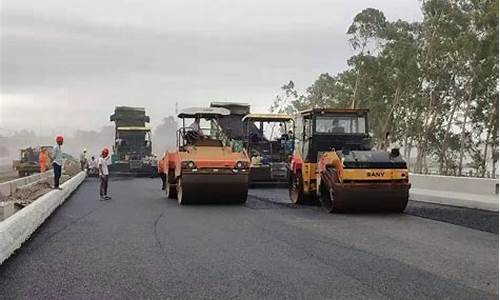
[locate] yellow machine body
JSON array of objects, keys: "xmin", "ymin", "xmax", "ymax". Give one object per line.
[{"xmin": 288, "ymin": 108, "xmax": 410, "ymax": 212}]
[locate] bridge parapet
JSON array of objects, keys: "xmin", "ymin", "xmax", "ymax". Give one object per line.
[
  {"xmin": 0, "ymin": 171, "xmax": 55, "ymax": 198},
  {"xmin": 410, "ymin": 174, "xmax": 498, "ymax": 195},
  {"xmin": 409, "ymin": 174, "xmax": 498, "ymax": 211},
  {"xmin": 0, "ymin": 170, "xmax": 54, "ymax": 197}
]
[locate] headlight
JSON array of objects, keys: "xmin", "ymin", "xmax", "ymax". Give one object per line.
[
  {"xmin": 234, "ymin": 161, "xmax": 249, "ymax": 169},
  {"xmin": 181, "ymin": 161, "xmax": 197, "ymax": 169}
]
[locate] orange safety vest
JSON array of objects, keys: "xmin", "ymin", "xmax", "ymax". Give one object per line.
[{"xmin": 39, "ymin": 152, "xmax": 47, "ymax": 173}]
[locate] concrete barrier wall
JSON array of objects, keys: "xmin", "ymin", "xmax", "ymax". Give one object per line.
[
  {"xmin": 0, "ymin": 170, "xmax": 54, "ymax": 198},
  {"xmin": 0, "ymin": 171, "xmax": 85, "ymax": 264},
  {"xmin": 409, "ymin": 173, "xmax": 498, "ymax": 195}
]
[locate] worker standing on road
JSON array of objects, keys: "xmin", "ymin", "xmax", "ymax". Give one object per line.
[
  {"xmin": 80, "ymin": 149, "xmax": 88, "ymax": 171},
  {"xmin": 39, "ymin": 148, "xmax": 47, "ymax": 173},
  {"xmin": 52, "ymin": 136, "xmax": 64, "ymax": 190},
  {"xmin": 99, "ymin": 148, "xmax": 111, "ymax": 200},
  {"xmin": 158, "ymin": 153, "xmax": 166, "ymax": 190}
]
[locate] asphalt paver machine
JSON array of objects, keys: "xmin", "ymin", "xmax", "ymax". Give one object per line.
[
  {"xmin": 242, "ymin": 114, "xmax": 294, "ymax": 186},
  {"xmin": 109, "ymin": 106, "xmax": 157, "ymax": 176}
]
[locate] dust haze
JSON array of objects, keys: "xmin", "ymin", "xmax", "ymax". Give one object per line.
[{"xmin": 0, "ymin": 0, "xmax": 421, "ymax": 162}]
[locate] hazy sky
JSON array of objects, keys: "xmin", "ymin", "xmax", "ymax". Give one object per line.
[{"xmin": 1, "ymin": 0, "xmax": 422, "ymax": 135}]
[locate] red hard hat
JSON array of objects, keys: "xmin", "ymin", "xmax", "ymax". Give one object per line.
[
  {"xmin": 56, "ymin": 135, "xmax": 64, "ymax": 143},
  {"xmin": 102, "ymin": 148, "xmax": 109, "ymax": 155}
]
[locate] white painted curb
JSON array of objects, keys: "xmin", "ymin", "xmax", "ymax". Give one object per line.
[
  {"xmin": 0, "ymin": 171, "xmax": 86, "ymax": 265},
  {"xmin": 409, "ymin": 173, "xmax": 498, "ymax": 196},
  {"xmin": 409, "ymin": 174, "xmax": 499, "ymax": 211}
]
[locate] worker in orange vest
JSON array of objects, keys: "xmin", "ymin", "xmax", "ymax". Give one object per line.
[
  {"xmin": 39, "ymin": 148, "xmax": 47, "ymax": 173},
  {"xmin": 158, "ymin": 153, "xmax": 166, "ymax": 190}
]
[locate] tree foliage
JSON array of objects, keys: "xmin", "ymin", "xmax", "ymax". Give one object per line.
[{"xmin": 272, "ymin": 0, "xmax": 498, "ymax": 177}]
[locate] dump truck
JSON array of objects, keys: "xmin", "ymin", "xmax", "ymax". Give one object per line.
[
  {"xmin": 165, "ymin": 107, "xmax": 250, "ymax": 204},
  {"xmin": 242, "ymin": 114, "xmax": 294, "ymax": 186},
  {"xmin": 109, "ymin": 106, "xmax": 157, "ymax": 176},
  {"xmin": 13, "ymin": 146, "xmax": 53, "ymax": 177},
  {"xmin": 289, "ymin": 108, "xmax": 410, "ymax": 212}
]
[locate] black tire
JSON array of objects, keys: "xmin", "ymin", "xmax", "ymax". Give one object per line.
[
  {"xmin": 392, "ymin": 198, "xmax": 409, "ymax": 213},
  {"xmin": 176, "ymin": 177, "xmax": 189, "ymax": 205},
  {"xmin": 234, "ymin": 197, "xmax": 247, "ymax": 204},
  {"xmin": 166, "ymin": 170, "xmax": 177, "ymax": 199},
  {"xmin": 319, "ymin": 168, "xmax": 342, "ymax": 213},
  {"xmin": 289, "ymin": 171, "xmax": 305, "ymax": 204},
  {"xmin": 319, "ymin": 183, "xmax": 335, "ymax": 213},
  {"xmin": 166, "ymin": 182, "xmax": 177, "ymax": 199},
  {"xmin": 235, "ymin": 190, "xmax": 248, "ymax": 204}
]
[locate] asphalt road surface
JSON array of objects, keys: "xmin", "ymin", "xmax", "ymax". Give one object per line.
[{"xmin": 0, "ymin": 178, "xmax": 498, "ymax": 299}]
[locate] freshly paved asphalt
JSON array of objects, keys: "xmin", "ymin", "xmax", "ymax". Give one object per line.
[{"xmin": 0, "ymin": 178, "xmax": 498, "ymax": 299}]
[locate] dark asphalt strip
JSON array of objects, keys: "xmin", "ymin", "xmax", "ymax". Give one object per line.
[
  {"xmin": 249, "ymin": 189, "xmax": 498, "ymax": 234},
  {"xmin": 245, "ymin": 195, "xmax": 296, "ymax": 209},
  {"xmin": 405, "ymin": 201, "xmax": 498, "ymax": 234}
]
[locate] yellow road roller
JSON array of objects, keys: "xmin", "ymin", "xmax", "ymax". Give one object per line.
[{"xmin": 289, "ymin": 108, "xmax": 410, "ymax": 212}]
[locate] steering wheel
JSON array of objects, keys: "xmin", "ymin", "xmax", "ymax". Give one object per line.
[{"xmin": 183, "ymin": 127, "xmax": 201, "ymax": 143}]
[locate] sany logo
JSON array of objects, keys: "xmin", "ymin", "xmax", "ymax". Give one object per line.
[{"xmin": 367, "ymin": 171, "xmax": 385, "ymax": 177}]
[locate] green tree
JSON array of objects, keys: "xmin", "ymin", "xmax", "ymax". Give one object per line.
[{"xmin": 271, "ymin": 1, "xmax": 498, "ymax": 177}]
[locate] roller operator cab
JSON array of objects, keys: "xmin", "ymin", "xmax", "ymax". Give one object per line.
[
  {"xmin": 289, "ymin": 108, "xmax": 410, "ymax": 213},
  {"xmin": 165, "ymin": 107, "xmax": 250, "ymax": 205}
]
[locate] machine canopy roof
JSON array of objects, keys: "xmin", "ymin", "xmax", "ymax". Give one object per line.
[
  {"xmin": 117, "ymin": 126, "xmax": 151, "ymax": 131},
  {"xmin": 210, "ymin": 102, "xmax": 249, "ymax": 107},
  {"xmin": 300, "ymin": 108, "xmax": 369, "ymax": 116},
  {"xmin": 178, "ymin": 107, "xmax": 231, "ymax": 118},
  {"xmin": 242, "ymin": 114, "xmax": 293, "ymax": 122}
]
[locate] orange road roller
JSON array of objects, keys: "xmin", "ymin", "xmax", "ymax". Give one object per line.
[
  {"xmin": 289, "ymin": 108, "xmax": 410, "ymax": 212},
  {"xmin": 164, "ymin": 107, "xmax": 250, "ymax": 204}
]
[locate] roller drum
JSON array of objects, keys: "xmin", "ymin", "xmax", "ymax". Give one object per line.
[{"xmin": 177, "ymin": 173, "xmax": 248, "ymax": 204}]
